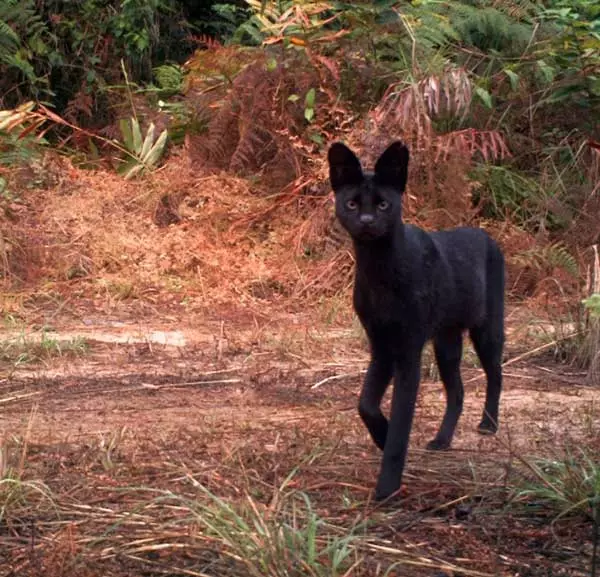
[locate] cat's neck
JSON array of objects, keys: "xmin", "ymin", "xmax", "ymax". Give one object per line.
[{"xmin": 352, "ymin": 224, "xmax": 406, "ymax": 268}]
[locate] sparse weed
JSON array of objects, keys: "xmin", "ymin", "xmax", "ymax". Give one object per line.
[
  {"xmin": 97, "ymin": 427, "xmax": 128, "ymax": 472},
  {"xmin": 98, "ymin": 278, "xmax": 138, "ymax": 301},
  {"xmin": 1, "ymin": 420, "xmax": 58, "ymax": 527},
  {"xmin": 421, "ymin": 340, "xmax": 480, "ymax": 382},
  {"xmin": 350, "ymin": 315, "xmax": 368, "ymax": 348},
  {"xmin": 512, "ymin": 448, "xmax": 600, "ymax": 523},
  {"xmin": 0, "ymin": 329, "xmax": 89, "ymax": 367},
  {"xmin": 180, "ymin": 487, "xmax": 361, "ymax": 577},
  {"xmin": 0, "ymin": 466, "xmax": 56, "ymax": 525},
  {"xmin": 102, "ymin": 468, "xmax": 365, "ymax": 577}
]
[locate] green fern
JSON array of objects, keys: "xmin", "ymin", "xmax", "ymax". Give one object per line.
[
  {"xmin": 0, "ymin": 1, "xmax": 47, "ymax": 60},
  {"xmin": 153, "ymin": 64, "xmax": 184, "ymax": 95},
  {"xmin": 450, "ymin": 4, "xmax": 532, "ymax": 54},
  {"xmin": 0, "ymin": 20, "xmax": 19, "ymax": 58},
  {"xmin": 408, "ymin": 1, "xmax": 532, "ymax": 55},
  {"xmin": 0, "ymin": 0, "xmax": 49, "ymax": 98},
  {"xmin": 515, "ymin": 241, "xmax": 579, "ymax": 277}
]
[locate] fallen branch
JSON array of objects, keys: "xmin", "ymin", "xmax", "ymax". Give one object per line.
[
  {"xmin": 311, "ymin": 371, "xmax": 365, "ymax": 390},
  {"xmin": 465, "ymin": 332, "xmax": 581, "ymax": 384}
]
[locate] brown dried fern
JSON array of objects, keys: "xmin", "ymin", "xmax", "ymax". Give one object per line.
[
  {"xmin": 373, "ymin": 68, "xmax": 510, "ymax": 165},
  {"xmin": 206, "ymin": 98, "xmax": 240, "ymax": 170},
  {"xmin": 435, "ymin": 129, "xmax": 511, "ymax": 163},
  {"xmin": 193, "ymin": 50, "xmax": 338, "ymax": 183},
  {"xmin": 374, "ymin": 68, "xmax": 472, "ymax": 131}
]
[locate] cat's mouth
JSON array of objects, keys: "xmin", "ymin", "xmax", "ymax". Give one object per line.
[{"xmin": 355, "ymin": 224, "xmax": 383, "ymax": 241}]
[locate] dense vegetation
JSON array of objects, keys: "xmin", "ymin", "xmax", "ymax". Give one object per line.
[{"xmin": 2, "ymin": 1, "xmax": 598, "ymax": 220}]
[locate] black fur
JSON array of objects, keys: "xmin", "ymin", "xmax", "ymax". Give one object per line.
[{"xmin": 328, "ymin": 141, "xmax": 505, "ymax": 501}]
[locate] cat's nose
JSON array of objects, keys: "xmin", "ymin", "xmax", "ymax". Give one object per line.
[{"xmin": 360, "ymin": 213, "xmax": 375, "ymax": 224}]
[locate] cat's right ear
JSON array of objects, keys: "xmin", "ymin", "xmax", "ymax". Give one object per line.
[
  {"xmin": 374, "ymin": 141, "xmax": 409, "ymax": 194},
  {"xmin": 328, "ymin": 143, "xmax": 363, "ymax": 193}
]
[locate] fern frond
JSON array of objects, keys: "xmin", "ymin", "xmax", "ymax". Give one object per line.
[
  {"xmin": 515, "ymin": 241, "xmax": 579, "ymax": 278},
  {"xmin": 374, "ymin": 67, "xmax": 474, "ymax": 150},
  {"xmin": 450, "ymin": 4, "xmax": 531, "ymax": 54},
  {"xmin": 436, "ymin": 129, "xmax": 511, "ymax": 162},
  {"xmin": 153, "ymin": 64, "xmax": 184, "ymax": 94},
  {"xmin": 0, "ymin": 20, "xmax": 19, "ymax": 57},
  {"xmin": 206, "ymin": 99, "xmax": 239, "ymax": 169}
]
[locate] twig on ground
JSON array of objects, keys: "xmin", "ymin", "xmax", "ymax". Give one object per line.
[
  {"xmin": 465, "ymin": 334, "xmax": 580, "ymax": 384},
  {"xmin": 311, "ymin": 371, "xmax": 366, "ymax": 389},
  {"xmin": 0, "ymin": 391, "xmax": 43, "ymax": 405}
]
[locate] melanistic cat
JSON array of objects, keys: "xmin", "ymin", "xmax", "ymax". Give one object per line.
[{"xmin": 328, "ymin": 141, "xmax": 505, "ymax": 501}]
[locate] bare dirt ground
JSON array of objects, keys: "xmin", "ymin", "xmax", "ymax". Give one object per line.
[{"xmin": 1, "ymin": 303, "xmax": 598, "ymax": 577}]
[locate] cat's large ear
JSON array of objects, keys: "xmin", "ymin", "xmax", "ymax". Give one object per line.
[
  {"xmin": 374, "ymin": 141, "xmax": 409, "ymax": 194},
  {"xmin": 328, "ymin": 142, "xmax": 363, "ymax": 193}
]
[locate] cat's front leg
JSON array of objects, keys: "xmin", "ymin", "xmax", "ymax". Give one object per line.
[
  {"xmin": 374, "ymin": 348, "xmax": 422, "ymax": 501},
  {"xmin": 358, "ymin": 349, "xmax": 394, "ymax": 450}
]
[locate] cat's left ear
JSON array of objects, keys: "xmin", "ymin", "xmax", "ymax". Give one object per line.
[{"xmin": 374, "ymin": 141, "xmax": 409, "ymax": 194}]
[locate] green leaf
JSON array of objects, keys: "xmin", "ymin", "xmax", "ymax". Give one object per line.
[
  {"xmin": 143, "ymin": 129, "xmax": 168, "ymax": 168},
  {"xmin": 139, "ymin": 122, "xmax": 156, "ymax": 160},
  {"xmin": 122, "ymin": 162, "xmax": 145, "ymax": 180},
  {"xmin": 304, "ymin": 87, "xmax": 316, "ymax": 108},
  {"xmin": 304, "ymin": 107, "xmax": 314, "ymax": 122},
  {"xmin": 287, "ymin": 94, "xmax": 300, "ymax": 102},
  {"xmin": 131, "ymin": 118, "xmax": 142, "ymax": 153},
  {"xmin": 504, "ymin": 69, "xmax": 520, "ymax": 91},
  {"xmin": 119, "ymin": 118, "xmax": 133, "ymax": 151},
  {"xmin": 475, "ymin": 86, "xmax": 493, "ymax": 109},
  {"xmin": 266, "ymin": 57, "xmax": 277, "ymax": 71}
]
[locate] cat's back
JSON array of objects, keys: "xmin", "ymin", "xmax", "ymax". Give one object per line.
[{"xmin": 429, "ymin": 226, "xmax": 492, "ymax": 267}]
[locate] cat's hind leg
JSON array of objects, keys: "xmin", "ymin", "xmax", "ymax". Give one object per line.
[
  {"xmin": 470, "ymin": 322, "xmax": 503, "ymax": 435},
  {"xmin": 471, "ymin": 246, "xmax": 504, "ymax": 435}
]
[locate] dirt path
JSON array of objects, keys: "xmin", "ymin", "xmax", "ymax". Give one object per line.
[{"xmin": 2, "ymin": 318, "xmax": 596, "ymax": 447}]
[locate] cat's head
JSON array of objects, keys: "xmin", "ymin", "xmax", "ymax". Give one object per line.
[{"xmin": 327, "ymin": 141, "xmax": 409, "ymax": 242}]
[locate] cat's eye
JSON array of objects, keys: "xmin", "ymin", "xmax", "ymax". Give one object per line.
[
  {"xmin": 346, "ymin": 200, "xmax": 358, "ymax": 210},
  {"xmin": 377, "ymin": 200, "xmax": 390, "ymax": 210}
]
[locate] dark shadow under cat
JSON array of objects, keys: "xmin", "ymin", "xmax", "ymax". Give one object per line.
[{"xmin": 328, "ymin": 141, "xmax": 505, "ymax": 502}]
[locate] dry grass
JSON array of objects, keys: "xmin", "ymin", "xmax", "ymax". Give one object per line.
[{"xmin": 0, "ymin": 128, "xmax": 583, "ymax": 331}]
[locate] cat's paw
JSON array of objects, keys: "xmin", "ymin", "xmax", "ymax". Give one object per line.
[
  {"xmin": 425, "ymin": 437, "xmax": 452, "ymax": 451},
  {"xmin": 374, "ymin": 476, "xmax": 404, "ymax": 502},
  {"xmin": 477, "ymin": 418, "xmax": 498, "ymax": 435},
  {"xmin": 374, "ymin": 484, "xmax": 404, "ymax": 502}
]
